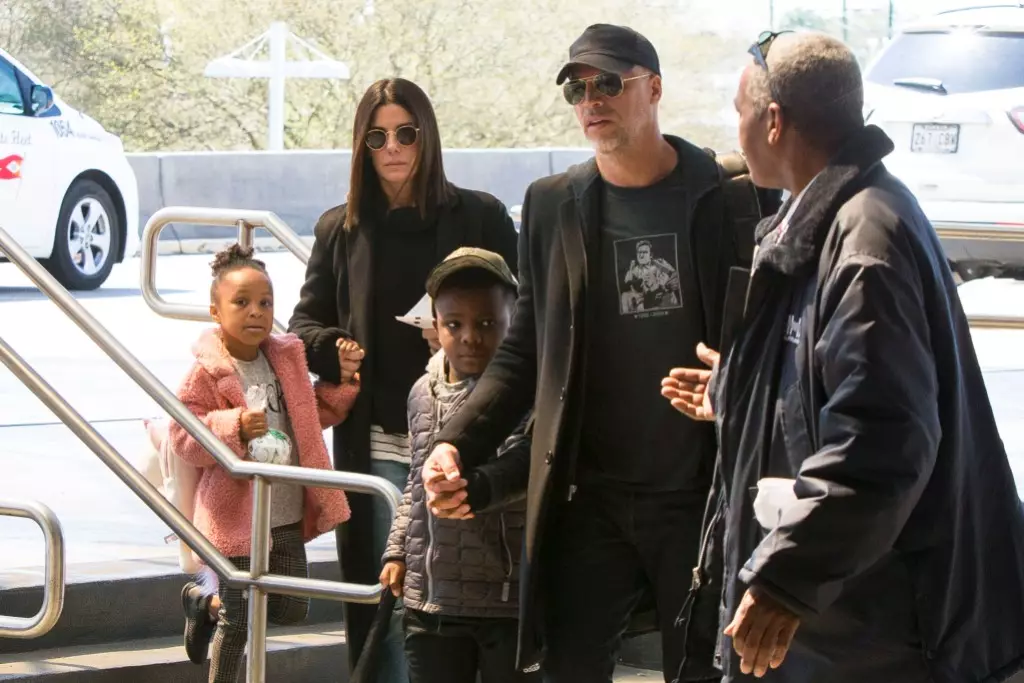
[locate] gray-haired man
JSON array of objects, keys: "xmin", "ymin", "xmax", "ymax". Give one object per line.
[{"xmin": 664, "ymin": 30, "xmax": 1024, "ymax": 682}]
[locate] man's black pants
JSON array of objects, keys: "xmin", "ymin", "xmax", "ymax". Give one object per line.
[
  {"xmin": 542, "ymin": 482, "xmax": 718, "ymax": 683},
  {"xmin": 404, "ymin": 608, "xmax": 540, "ymax": 683}
]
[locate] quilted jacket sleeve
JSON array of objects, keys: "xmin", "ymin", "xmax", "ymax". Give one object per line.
[{"xmin": 382, "ymin": 475, "xmax": 413, "ymax": 564}]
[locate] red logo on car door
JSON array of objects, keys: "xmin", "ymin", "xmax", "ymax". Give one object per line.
[{"xmin": 0, "ymin": 154, "xmax": 23, "ymax": 180}]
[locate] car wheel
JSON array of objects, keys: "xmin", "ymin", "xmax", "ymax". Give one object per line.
[{"xmin": 43, "ymin": 180, "xmax": 121, "ymax": 291}]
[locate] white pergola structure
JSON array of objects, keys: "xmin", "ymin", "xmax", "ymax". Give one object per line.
[{"xmin": 204, "ymin": 22, "xmax": 350, "ymax": 151}]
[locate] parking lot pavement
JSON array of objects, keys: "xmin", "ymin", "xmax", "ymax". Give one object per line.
[{"xmin": 0, "ymin": 254, "xmax": 1022, "ymax": 575}]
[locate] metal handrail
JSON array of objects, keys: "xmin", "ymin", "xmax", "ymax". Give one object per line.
[
  {"xmin": 933, "ymin": 222, "xmax": 1024, "ymax": 330},
  {"xmin": 141, "ymin": 207, "xmax": 311, "ymax": 333},
  {"xmin": 0, "ymin": 226, "xmax": 401, "ymax": 682},
  {"xmin": 0, "ymin": 498, "xmax": 65, "ymax": 639}
]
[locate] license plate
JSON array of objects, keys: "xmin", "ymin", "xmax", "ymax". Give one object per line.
[{"xmin": 911, "ymin": 123, "xmax": 960, "ymax": 154}]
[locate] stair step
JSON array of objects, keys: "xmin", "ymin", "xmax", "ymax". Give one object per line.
[
  {"xmin": 0, "ymin": 624, "xmax": 347, "ymax": 682},
  {"xmin": 0, "ymin": 551, "xmax": 342, "ymax": 656},
  {"xmin": 614, "ymin": 667, "xmax": 662, "ymax": 682}
]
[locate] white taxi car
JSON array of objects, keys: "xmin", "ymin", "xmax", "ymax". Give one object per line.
[
  {"xmin": 1, "ymin": 46, "xmax": 138, "ymax": 290},
  {"xmin": 863, "ymin": 5, "xmax": 1024, "ymax": 281}
]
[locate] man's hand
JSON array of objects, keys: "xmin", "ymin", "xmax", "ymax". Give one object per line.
[
  {"xmin": 239, "ymin": 409, "xmax": 268, "ymax": 441},
  {"xmin": 379, "ymin": 561, "xmax": 406, "ymax": 597},
  {"xmin": 724, "ymin": 586, "xmax": 800, "ymax": 678},
  {"xmin": 336, "ymin": 339, "xmax": 365, "ymax": 384},
  {"xmin": 422, "ymin": 443, "xmax": 474, "ymax": 520},
  {"xmin": 661, "ymin": 343, "xmax": 720, "ymax": 421},
  {"xmin": 422, "ymin": 327, "xmax": 441, "ymax": 354}
]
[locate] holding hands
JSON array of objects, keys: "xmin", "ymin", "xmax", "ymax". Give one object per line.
[
  {"xmin": 336, "ymin": 338, "xmax": 365, "ymax": 384},
  {"xmin": 422, "ymin": 443, "xmax": 474, "ymax": 520}
]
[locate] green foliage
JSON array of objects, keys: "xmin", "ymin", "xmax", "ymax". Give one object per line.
[{"xmin": 1, "ymin": 0, "xmax": 748, "ymax": 152}]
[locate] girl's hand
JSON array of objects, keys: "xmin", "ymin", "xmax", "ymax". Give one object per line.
[
  {"xmin": 379, "ymin": 561, "xmax": 406, "ymax": 597},
  {"xmin": 336, "ymin": 339, "xmax": 365, "ymax": 384},
  {"xmin": 240, "ymin": 409, "xmax": 268, "ymax": 441}
]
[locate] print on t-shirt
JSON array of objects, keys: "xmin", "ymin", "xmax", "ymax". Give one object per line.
[{"xmin": 614, "ymin": 233, "xmax": 683, "ymax": 317}]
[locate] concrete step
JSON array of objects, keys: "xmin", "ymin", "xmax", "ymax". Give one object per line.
[
  {"xmin": 0, "ymin": 551, "xmax": 342, "ymax": 656},
  {"xmin": 0, "ymin": 624, "xmax": 348, "ymax": 682},
  {"xmin": 0, "ymin": 550, "xmax": 663, "ymax": 673},
  {"xmin": 615, "ymin": 669, "xmax": 662, "ymax": 682}
]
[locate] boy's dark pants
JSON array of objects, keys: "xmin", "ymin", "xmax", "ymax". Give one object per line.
[{"xmin": 404, "ymin": 609, "xmax": 540, "ymax": 683}]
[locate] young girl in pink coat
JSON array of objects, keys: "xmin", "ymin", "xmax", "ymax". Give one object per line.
[{"xmin": 169, "ymin": 245, "xmax": 360, "ymax": 682}]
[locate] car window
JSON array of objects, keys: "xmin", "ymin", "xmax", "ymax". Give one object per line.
[
  {"xmin": 866, "ymin": 31, "xmax": 1024, "ymax": 94},
  {"xmin": 0, "ymin": 60, "xmax": 25, "ymax": 115}
]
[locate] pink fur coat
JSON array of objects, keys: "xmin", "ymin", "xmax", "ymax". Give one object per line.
[{"xmin": 168, "ymin": 328, "xmax": 356, "ymax": 558}]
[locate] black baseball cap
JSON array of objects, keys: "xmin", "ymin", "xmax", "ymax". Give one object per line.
[
  {"xmin": 425, "ymin": 247, "xmax": 518, "ymax": 299},
  {"xmin": 556, "ymin": 24, "xmax": 661, "ymax": 85}
]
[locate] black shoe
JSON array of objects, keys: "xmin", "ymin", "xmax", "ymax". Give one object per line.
[{"xmin": 182, "ymin": 582, "xmax": 216, "ymax": 664}]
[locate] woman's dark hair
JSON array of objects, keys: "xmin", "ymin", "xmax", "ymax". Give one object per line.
[
  {"xmin": 345, "ymin": 78, "xmax": 456, "ymax": 231},
  {"xmin": 209, "ymin": 244, "xmax": 268, "ymax": 299}
]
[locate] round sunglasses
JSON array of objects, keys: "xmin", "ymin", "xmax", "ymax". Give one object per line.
[
  {"xmin": 562, "ymin": 72, "xmax": 653, "ymax": 106},
  {"xmin": 365, "ymin": 125, "xmax": 419, "ymax": 151}
]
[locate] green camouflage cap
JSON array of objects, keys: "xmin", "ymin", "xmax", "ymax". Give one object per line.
[{"xmin": 425, "ymin": 247, "xmax": 518, "ymax": 298}]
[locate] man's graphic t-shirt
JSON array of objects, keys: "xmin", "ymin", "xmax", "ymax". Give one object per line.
[
  {"xmin": 578, "ymin": 162, "xmax": 715, "ymax": 491},
  {"xmin": 616, "ymin": 233, "xmax": 683, "ymax": 315}
]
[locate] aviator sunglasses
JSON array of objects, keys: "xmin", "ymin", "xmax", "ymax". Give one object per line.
[
  {"xmin": 365, "ymin": 125, "xmax": 419, "ymax": 151},
  {"xmin": 748, "ymin": 30, "xmax": 792, "ymax": 101},
  {"xmin": 562, "ymin": 72, "xmax": 653, "ymax": 106}
]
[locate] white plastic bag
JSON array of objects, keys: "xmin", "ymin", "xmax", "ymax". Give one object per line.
[
  {"xmin": 752, "ymin": 477, "xmax": 798, "ymax": 531},
  {"xmin": 244, "ymin": 385, "xmax": 292, "ymax": 465}
]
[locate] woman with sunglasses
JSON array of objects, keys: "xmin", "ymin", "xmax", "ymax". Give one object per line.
[{"xmin": 288, "ymin": 78, "xmax": 518, "ymax": 682}]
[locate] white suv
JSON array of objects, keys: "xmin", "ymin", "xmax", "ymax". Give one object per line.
[
  {"xmin": 0, "ymin": 47, "xmax": 139, "ymax": 290},
  {"xmin": 863, "ymin": 4, "xmax": 1024, "ymax": 280}
]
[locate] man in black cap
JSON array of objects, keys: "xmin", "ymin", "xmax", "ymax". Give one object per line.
[{"xmin": 417, "ymin": 24, "xmax": 774, "ymax": 682}]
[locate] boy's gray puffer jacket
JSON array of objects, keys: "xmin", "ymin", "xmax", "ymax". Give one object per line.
[{"xmin": 383, "ymin": 351, "xmax": 530, "ymax": 619}]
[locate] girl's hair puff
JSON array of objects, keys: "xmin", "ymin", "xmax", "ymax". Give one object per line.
[{"xmin": 209, "ymin": 244, "xmax": 269, "ymax": 300}]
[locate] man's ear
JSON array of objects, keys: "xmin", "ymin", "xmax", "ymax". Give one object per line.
[
  {"xmin": 650, "ymin": 74, "xmax": 663, "ymax": 104},
  {"xmin": 767, "ymin": 102, "xmax": 785, "ymax": 147}
]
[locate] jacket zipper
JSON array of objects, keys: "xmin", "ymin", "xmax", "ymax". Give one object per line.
[
  {"xmin": 672, "ymin": 500, "xmax": 725, "ymax": 676},
  {"xmin": 423, "ymin": 398, "xmax": 444, "ymax": 608},
  {"xmin": 424, "ymin": 383, "xmax": 471, "ymax": 608},
  {"xmin": 499, "ymin": 513, "xmax": 513, "ymax": 602}
]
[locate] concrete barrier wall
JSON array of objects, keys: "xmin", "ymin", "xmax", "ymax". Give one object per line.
[{"xmin": 127, "ymin": 148, "xmax": 595, "ymax": 242}]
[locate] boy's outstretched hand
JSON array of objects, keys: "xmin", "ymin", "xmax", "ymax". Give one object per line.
[{"xmin": 661, "ymin": 342, "xmax": 719, "ymax": 421}]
